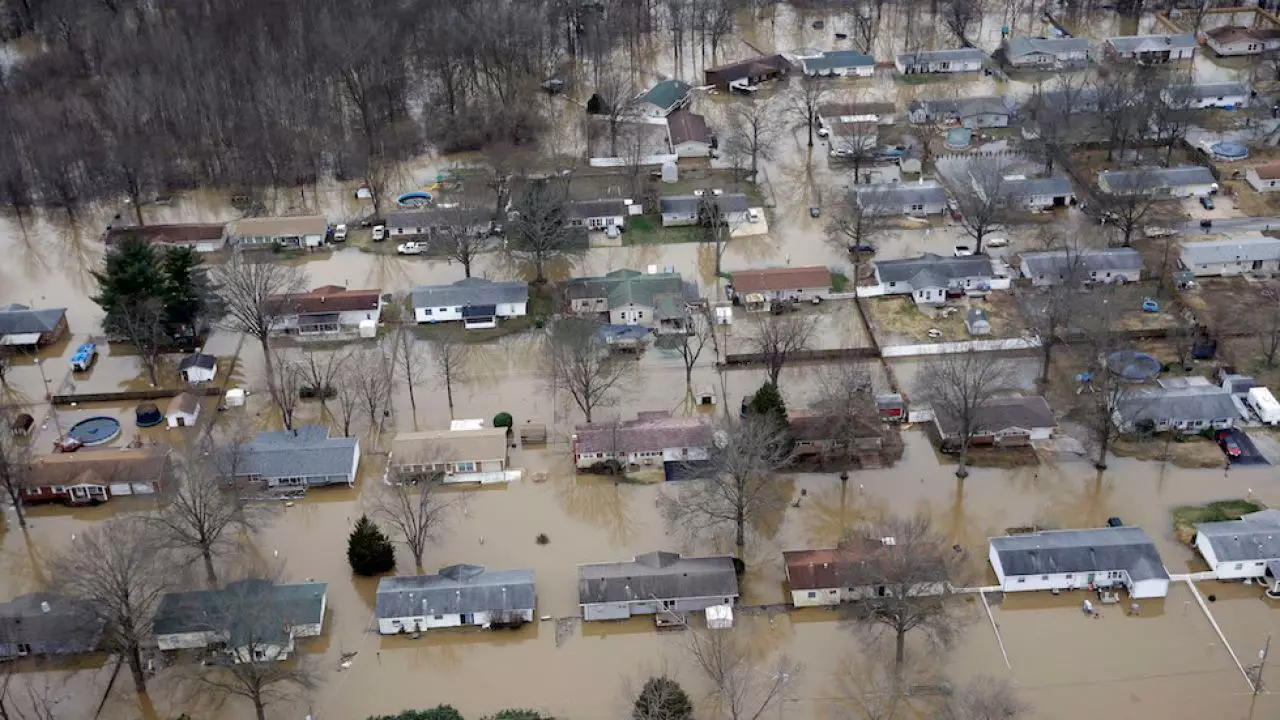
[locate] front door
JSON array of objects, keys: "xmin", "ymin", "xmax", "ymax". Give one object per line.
[
  {"xmin": 70, "ymin": 486, "xmax": 88, "ymax": 502},
  {"xmin": 177, "ymin": 416, "xmax": 186, "ymax": 427}
]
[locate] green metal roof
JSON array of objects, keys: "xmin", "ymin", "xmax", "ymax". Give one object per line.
[{"xmin": 639, "ymin": 80, "xmax": 692, "ymax": 111}]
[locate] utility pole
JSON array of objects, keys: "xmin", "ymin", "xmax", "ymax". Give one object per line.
[{"xmin": 1255, "ymin": 634, "xmax": 1271, "ymax": 696}]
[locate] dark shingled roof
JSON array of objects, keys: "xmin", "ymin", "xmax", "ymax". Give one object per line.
[
  {"xmin": 219, "ymin": 425, "xmax": 357, "ymax": 480},
  {"xmin": 990, "ymin": 527, "xmax": 1169, "ymax": 582},
  {"xmin": 411, "ymin": 278, "xmax": 529, "ymax": 309},
  {"xmin": 784, "ymin": 540, "xmax": 948, "ymax": 590},
  {"xmin": 376, "ymin": 565, "xmax": 536, "ymax": 618},
  {"xmin": 578, "ymin": 551, "xmax": 739, "ymax": 605},
  {"xmin": 0, "ymin": 593, "xmax": 104, "ymax": 656},
  {"xmin": 153, "ymin": 579, "xmax": 327, "ymax": 646},
  {"xmin": 1194, "ymin": 509, "xmax": 1280, "ymax": 563},
  {"xmin": 573, "ymin": 411, "xmax": 711, "ymax": 455},
  {"xmin": 0, "ymin": 304, "xmax": 66, "ymax": 335},
  {"xmin": 178, "ymin": 353, "xmax": 217, "ymax": 371},
  {"xmin": 874, "ymin": 253, "xmax": 994, "ymax": 285},
  {"xmin": 934, "ymin": 395, "xmax": 1055, "ymax": 437}
]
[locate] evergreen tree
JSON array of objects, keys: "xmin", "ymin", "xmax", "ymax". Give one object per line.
[
  {"xmin": 92, "ymin": 236, "xmax": 165, "ymax": 335},
  {"xmin": 348, "ymin": 514, "xmax": 396, "ymax": 576},
  {"xmin": 367, "ymin": 707, "xmax": 464, "ymax": 720},
  {"xmin": 161, "ymin": 245, "xmax": 222, "ymax": 338},
  {"xmin": 92, "ymin": 236, "xmax": 220, "ymax": 342},
  {"xmin": 747, "ymin": 381, "xmax": 788, "ymax": 430},
  {"xmin": 632, "ymin": 677, "xmax": 693, "ymax": 720}
]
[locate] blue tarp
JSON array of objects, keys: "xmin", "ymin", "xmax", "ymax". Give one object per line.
[{"xmin": 70, "ymin": 342, "xmax": 96, "ymax": 371}]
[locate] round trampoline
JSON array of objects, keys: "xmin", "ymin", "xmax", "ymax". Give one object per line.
[
  {"xmin": 1210, "ymin": 141, "xmax": 1248, "ymax": 161},
  {"xmin": 135, "ymin": 402, "xmax": 163, "ymax": 428},
  {"xmin": 1108, "ymin": 350, "xmax": 1162, "ymax": 382},
  {"xmin": 66, "ymin": 416, "xmax": 122, "ymax": 446}
]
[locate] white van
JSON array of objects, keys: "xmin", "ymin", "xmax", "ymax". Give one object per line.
[{"xmin": 1246, "ymin": 387, "xmax": 1280, "ymax": 426}]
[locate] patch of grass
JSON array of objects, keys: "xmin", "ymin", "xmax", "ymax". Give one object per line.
[
  {"xmin": 623, "ymin": 216, "xmax": 701, "ymax": 246},
  {"xmin": 1171, "ymin": 499, "xmax": 1266, "ymax": 544},
  {"xmin": 830, "ymin": 271, "xmax": 849, "ymax": 293},
  {"xmin": 1112, "ymin": 435, "xmax": 1226, "ymax": 469}
]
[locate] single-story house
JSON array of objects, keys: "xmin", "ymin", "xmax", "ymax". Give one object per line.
[
  {"xmin": 1020, "ymin": 247, "xmax": 1144, "ymax": 285},
  {"xmin": 566, "ymin": 199, "xmax": 631, "ymax": 230},
  {"xmin": 178, "ymin": 353, "xmax": 218, "ymax": 384},
  {"xmin": 894, "ymin": 48, "xmax": 986, "ymax": 75},
  {"xmin": 667, "ymin": 109, "xmax": 714, "ymax": 158},
  {"xmin": 267, "ymin": 285, "xmax": 382, "ymax": 336},
  {"xmin": 376, "ymin": 565, "xmax": 535, "ymax": 634},
  {"xmin": 1104, "ymin": 34, "xmax": 1197, "ymax": 63},
  {"xmin": 636, "ymin": 79, "xmax": 693, "ymax": 117},
  {"xmin": 1115, "ymin": 384, "xmax": 1239, "ymax": 432},
  {"xmin": 704, "ymin": 54, "xmax": 793, "ymax": 90},
  {"xmin": 1164, "ymin": 81, "xmax": 1251, "ymax": 109},
  {"xmin": 18, "ymin": 448, "xmax": 170, "ymax": 506},
  {"xmin": 934, "ymin": 395, "xmax": 1055, "ymax": 447},
  {"xmin": 0, "ymin": 304, "xmax": 68, "ymax": 347},
  {"xmin": 818, "ymin": 102, "xmax": 897, "ymax": 126},
  {"xmin": 908, "ymin": 97, "xmax": 1010, "ymax": 128},
  {"xmin": 1002, "ymin": 176, "xmax": 1073, "ymax": 209},
  {"xmin": 1205, "ymin": 25, "xmax": 1280, "ymax": 57},
  {"xmin": 219, "ymin": 424, "xmax": 360, "ymax": 488},
  {"xmin": 659, "ymin": 194, "xmax": 750, "ymax": 227},
  {"xmin": 872, "ymin": 253, "xmax": 998, "ymax": 305},
  {"xmin": 788, "ymin": 411, "xmax": 883, "ymax": 460},
  {"xmin": 1032, "ymin": 86, "xmax": 1101, "ymax": 114},
  {"xmin": 800, "ymin": 50, "xmax": 876, "ymax": 77},
  {"xmin": 1246, "ymin": 161, "xmax": 1280, "ymax": 193},
  {"xmin": 390, "ymin": 427, "xmax": 509, "ymax": 483},
  {"xmin": 1096, "ymin": 165, "xmax": 1216, "ymax": 197},
  {"xmin": 102, "ymin": 223, "xmax": 228, "ymax": 253},
  {"xmin": 1001, "ymin": 36, "xmax": 1090, "ymax": 69},
  {"xmin": 1194, "ymin": 509, "xmax": 1280, "ymax": 590},
  {"xmin": 410, "ymin": 278, "xmax": 529, "ymax": 329},
  {"xmin": 564, "ymin": 269, "xmax": 698, "ymax": 333},
  {"xmin": 1179, "ymin": 233, "xmax": 1280, "ymax": 276},
  {"xmin": 965, "ymin": 307, "xmax": 991, "ymax": 335},
  {"xmin": 0, "ymin": 593, "xmax": 104, "ymax": 658},
  {"xmin": 166, "ymin": 392, "xmax": 201, "ymax": 429},
  {"xmin": 578, "ymin": 551, "xmax": 738, "ymax": 622},
  {"xmin": 384, "ymin": 208, "xmax": 493, "ymax": 239},
  {"xmin": 729, "ymin": 266, "xmax": 832, "ymax": 305},
  {"xmin": 989, "ymin": 526, "xmax": 1171, "ymax": 599},
  {"xmin": 856, "ymin": 182, "xmax": 949, "ymax": 216},
  {"xmin": 572, "ymin": 411, "xmax": 712, "ymax": 470},
  {"xmin": 827, "ymin": 120, "xmax": 879, "ymax": 153},
  {"xmin": 153, "ymin": 579, "xmax": 327, "ymax": 662},
  {"xmin": 784, "ymin": 540, "xmax": 948, "ymax": 607},
  {"xmin": 227, "ymin": 215, "xmax": 328, "ymax": 249}
]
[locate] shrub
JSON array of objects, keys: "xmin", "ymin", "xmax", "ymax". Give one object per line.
[
  {"xmin": 348, "ymin": 514, "xmax": 396, "ymax": 576},
  {"xmin": 747, "ymin": 381, "xmax": 788, "ymax": 429},
  {"xmin": 632, "ymin": 676, "xmax": 693, "ymax": 720},
  {"xmin": 493, "ymin": 412, "xmax": 514, "ymax": 429},
  {"xmin": 367, "ymin": 708, "xmax": 464, "ymax": 720}
]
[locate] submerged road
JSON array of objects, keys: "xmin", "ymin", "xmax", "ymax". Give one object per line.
[{"xmin": 1178, "ymin": 216, "xmax": 1280, "ymax": 235}]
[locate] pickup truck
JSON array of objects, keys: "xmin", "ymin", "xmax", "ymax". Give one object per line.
[{"xmin": 397, "ymin": 241, "xmax": 427, "ymax": 255}]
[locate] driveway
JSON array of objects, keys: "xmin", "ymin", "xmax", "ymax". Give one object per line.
[
  {"xmin": 1220, "ymin": 427, "xmax": 1270, "ymax": 466},
  {"xmin": 1243, "ymin": 428, "xmax": 1280, "ymax": 465}
]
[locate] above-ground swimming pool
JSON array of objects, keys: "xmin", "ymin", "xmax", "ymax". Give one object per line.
[
  {"xmin": 396, "ymin": 191, "xmax": 433, "ymax": 207},
  {"xmin": 1107, "ymin": 350, "xmax": 1162, "ymax": 382},
  {"xmin": 66, "ymin": 416, "xmax": 122, "ymax": 446}
]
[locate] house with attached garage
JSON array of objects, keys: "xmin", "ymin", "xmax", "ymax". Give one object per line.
[
  {"xmin": 227, "ymin": 215, "xmax": 328, "ymax": 249},
  {"xmin": 1020, "ymin": 247, "xmax": 1144, "ymax": 285},
  {"xmin": 934, "ymin": 395, "xmax": 1056, "ymax": 448},
  {"xmin": 1096, "ymin": 165, "xmax": 1217, "ymax": 198},
  {"xmin": 564, "ymin": 269, "xmax": 698, "ymax": 333},
  {"xmin": 784, "ymin": 540, "xmax": 949, "ymax": 608},
  {"xmin": 1179, "ymin": 233, "xmax": 1280, "ymax": 277},
  {"xmin": 219, "ymin": 424, "xmax": 360, "ymax": 488},
  {"xmin": 566, "ymin": 199, "xmax": 633, "ymax": 230},
  {"xmin": 375, "ymin": 565, "xmax": 535, "ymax": 634},
  {"xmin": 102, "ymin": 223, "xmax": 228, "ymax": 253},
  {"xmin": 571, "ymin": 411, "xmax": 712, "ymax": 471},
  {"xmin": 1114, "ymin": 383, "xmax": 1239, "ymax": 433},
  {"xmin": 635, "ymin": 79, "xmax": 693, "ymax": 117},
  {"xmin": 1194, "ymin": 509, "xmax": 1280, "ymax": 593},
  {"xmin": 666, "ymin": 109, "xmax": 714, "ymax": 158},
  {"xmin": 389, "ymin": 426, "xmax": 510, "ymax": 484},
  {"xmin": 1205, "ymin": 25, "xmax": 1280, "ymax": 57},
  {"xmin": 1163, "ymin": 81, "xmax": 1252, "ymax": 109},
  {"xmin": 1001, "ymin": 176, "xmax": 1073, "ymax": 210},
  {"xmin": 703, "ymin": 54, "xmax": 793, "ymax": 90},
  {"xmin": 19, "ymin": 448, "xmax": 170, "ymax": 507},
  {"xmin": 410, "ymin": 278, "xmax": 529, "ymax": 329},
  {"xmin": 383, "ymin": 207, "xmax": 493, "ymax": 239},
  {"xmin": 1000, "ymin": 36, "xmax": 1090, "ymax": 69},
  {"xmin": 266, "ymin": 285, "xmax": 383, "ymax": 336},
  {"xmin": 894, "ymin": 48, "xmax": 986, "ymax": 74},
  {"xmin": 729, "ymin": 266, "xmax": 832, "ymax": 306},
  {"xmin": 153, "ymin": 579, "xmax": 327, "ymax": 662},
  {"xmin": 659, "ymin": 193, "xmax": 750, "ymax": 226},
  {"xmin": 0, "ymin": 593, "xmax": 104, "ymax": 658},
  {"xmin": 1246, "ymin": 161, "xmax": 1280, "ymax": 192},
  {"xmin": 578, "ymin": 551, "xmax": 738, "ymax": 623},
  {"xmin": 872, "ymin": 253, "xmax": 1000, "ymax": 306},
  {"xmin": 1103, "ymin": 33, "xmax": 1197, "ymax": 63},
  {"xmin": 989, "ymin": 526, "xmax": 1171, "ymax": 599},
  {"xmin": 856, "ymin": 182, "xmax": 949, "ymax": 216},
  {"xmin": 0, "ymin": 303, "xmax": 67, "ymax": 348},
  {"xmin": 908, "ymin": 96, "xmax": 1010, "ymax": 128},
  {"xmin": 800, "ymin": 50, "xmax": 876, "ymax": 77}
]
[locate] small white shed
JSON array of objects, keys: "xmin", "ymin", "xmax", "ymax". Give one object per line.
[
  {"xmin": 704, "ymin": 604, "xmax": 734, "ymax": 629},
  {"xmin": 166, "ymin": 392, "xmax": 201, "ymax": 428}
]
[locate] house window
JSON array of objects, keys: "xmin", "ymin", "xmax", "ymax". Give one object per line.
[
  {"xmin": 52, "ymin": 486, "xmax": 66, "ymax": 493},
  {"xmin": 1066, "ymin": 575, "xmax": 1072, "ymax": 579},
  {"xmin": 424, "ymin": 308, "xmax": 432, "ymax": 316},
  {"xmin": 1016, "ymin": 577, "xmax": 1025, "ymax": 583},
  {"xmin": 1041, "ymin": 575, "xmax": 1049, "ymax": 581},
  {"xmin": 17, "ymin": 644, "xmax": 31, "ymax": 655},
  {"xmin": 807, "ymin": 591, "xmax": 817, "ymax": 598},
  {"xmin": 434, "ymin": 615, "xmax": 445, "ymax": 620},
  {"xmin": 1235, "ymin": 563, "xmax": 1244, "ymax": 570},
  {"xmin": 455, "ymin": 461, "xmax": 476, "ymax": 473},
  {"xmin": 910, "ymin": 203, "xmax": 924, "ymax": 211}
]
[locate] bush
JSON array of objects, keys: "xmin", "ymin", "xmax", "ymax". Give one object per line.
[
  {"xmin": 632, "ymin": 677, "xmax": 693, "ymax": 720},
  {"xmin": 484, "ymin": 711, "xmax": 553, "ymax": 720},
  {"xmin": 493, "ymin": 412, "xmax": 514, "ymax": 429},
  {"xmin": 747, "ymin": 382, "xmax": 788, "ymax": 429},
  {"xmin": 348, "ymin": 514, "xmax": 396, "ymax": 576},
  {"xmin": 368, "ymin": 708, "xmax": 464, "ymax": 720}
]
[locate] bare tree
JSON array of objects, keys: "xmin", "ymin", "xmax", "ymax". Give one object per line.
[
  {"xmin": 507, "ymin": 179, "xmax": 582, "ymax": 284},
  {"xmin": 839, "ymin": 515, "xmax": 975, "ymax": 667},
  {"xmin": 939, "ymin": 676, "xmax": 1029, "ymax": 720},
  {"xmin": 698, "ymin": 195, "xmax": 741, "ymax": 276},
  {"xmin": 1094, "ymin": 67, "xmax": 1144, "ymax": 162},
  {"xmin": 829, "ymin": 121, "xmax": 884, "ymax": 185},
  {"xmin": 213, "ymin": 251, "xmax": 309, "ymax": 396},
  {"xmin": 658, "ymin": 414, "xmax": 794, "ymax": 558},
  {"xmin": 915, "ymin": 351, "xmax": 1014, "ymax": 478},
  {"xmin": 1071, "ymin": 286, "xmax": 1140, "ymax": 469},
  {"xmin": 425, "ymin": 325, "xmax": 472, "ymax": 418},
  {"xmin": 50, "ymin": 517, "xmax": 174, "ymax": 696},
  {"xmin": 952, "ymin": 159, "xmax": 1010, "ymax": 254},
  {"xmin": 686, "ymin": 628, "xmax": 800, "ymax": 720},
  {"xmin": 351, "ymin": 346, "xmax": 394, "ymax": 430},
  {"xmin": 0, "ymin": 346, "xmax": 11, "ymax": 387},
  {"xmin": 388, "ymin": 313, "xmax": 430, "ymax": 418},
  {"xmin": 332, "ymin": 365, "xmax": 363, "ymax": 437},
  {"xmin": 267, "ymin": 349, "xmax": 304, "ymax": 431},
  {"xmin": 1147, "ymin": 79, "xmax": 1196, "ymax": 162},
  {"xmin": 943, "ymin": 0, "xmax": 985, "ymax": 44},
  {"xmin": 376, "ymin": 464, "xmax": 459, "ymax": 569},
  {"xmin": 542, "ymin": 317, "xmax": 636, "ymax": 423},
  {"xmin": 1018, "ymin": 235, "xmax": 1085, "ymax": 384},
  {"xmin": 828, "ymin": 188, "xmax": 893, "ymax": 283},
  {"xmin": 0, "ymin": 407, "xmax": 30, "ymax": 529},
  {"xmin": 812, "ymin": 361, "xmax": 885, "ymax": 472},
  {"xmin": 594, "ymin": 71, "xmax": 639, "ymax": 157},
  {"xmin": 656, "ymin": 309, "xmax": 714, "ymax": 389},
  {"xmin": 787, "ymin": 77, "xmax": 829, "ymax": 148},
  {"xmin": 723, "ymin": 97, "xmax": 778, "ymax": 182},
  {"xmin": 746, "ymin": 312, "xmax": 817, "ymax": 387},
  {"xmin": 113, "ymin": 297, "xmax": 169, "ymax": 387},
  {"xmin": 296, "ymin": 347, "xmax": 348, "ymax": 421},
  {"xmin": 1096, "ymin": 169, "xmax": 1176, "ymax": 247},
  {"xmin": 436, "ymin": 205, "xmax": 490, "ymax": 279},
  {"xmin": 1023, "ymin": 76, "xmax": 1091, "ymax": 174}
]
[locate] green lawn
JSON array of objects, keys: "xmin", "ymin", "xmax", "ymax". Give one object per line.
[
  {"xmin": 830, "ymin": 271, "xmax": 849, "ymax": 293},
  {"xmin": 1171, "ymin": 499, "xmax": 1266, "ymax": 543},
  {"xmin": 623, "ymin": 216, "xmax": 701, "ymax": 246}
]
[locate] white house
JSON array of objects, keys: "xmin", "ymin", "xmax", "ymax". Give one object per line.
[
  {"xmin": 856, "ymin": 182, "xmax": 949, "ymax": 216},
  {"xmin": 390, "ymin": 427, "xmax": 510, "ymax": 484},
  {"xmin": 658, "ymin": 194, "xmax": 749, "ymax": 227},
  {"xmin": 1246, "ymin": 161, "xmax": 1280, "ymax": 193},
  {"xmin": 1020, "ymin": 248, "xmax": 1144, "ymax": 286},
  {"xmin": 572, "ymin": 411, "xmax": 711, "ymax": 470},
  {"xmin": 635, "ymin": 79, "xmax": 693, "ymax": 117},
  {"xmin": 228, "ymin": 215, "xmax": 327, "ymax": 249},
  {"xmin": 784, "ymin": 542, "xmax": 947, "ymax": 607},
  {"xmin": 578, "ymin": 551, "xmax": 738, "ymax": 622},
  {"xmin": 1205, "ymin": 25, "xmax": 1280, "ymax": 57},
  {"xmin": 1002, "ymin": 176, "xmax": 1073, "ymax": 210},
  {"xmin": 1194, "ymin": 509, "xmax": 1280, "ymax": 589},
  {"xmin": 165, "ymin": 392, "xmax": 200, "ymax": 429},
  {"xmin": 102, "ymin": 223, "xmax": 228, "ymax": 253},
  {"xmin": 818, "ymin": 101, "xmax": 897, "ymax": 127},
  {"xmin": 384, "ymin": 208, "xmax": 493, "ymax": 238},
  {"xmin": 218, "ymin": 425, "xmax": 360, "ymax": 488},
  {"xmin": 177, "ymin": 353, "xmax": 218, "ymax": 385},
  {"xmin": 667, "ymin": 109, "xmax": 713, "ymax": 158},
  {"xmin": 566, "ymin": 199, "xmax": 631, "ymax": 230},
  {"xmin": 989, "ymin": 526, "xmax": 1171, "ymax": 599},
  {"xmin": 153, "ymin": 580, "xmax": 327, "ymax": 662},
  {"xmin": 1179, "ymin": 233, "xmax": 1280, "ymax": 277},
  {"xmin": 375, "ymin": 565, "xmax": 535, "ymax": 634},
  {"xmin": 872, "ymin": 253, "xmax": 1001, "ymax": 305},
  {"xmin": 266, "ymin": 285, "xmax": 383, "ymax": 336},
  {"xmin": 933, "ymin": 395, "xmax": 1056, "ymax": 447},
  {"xmin": 909, "ymin": 97, "xmax": 1010, "ymax": 129},
  {"xmin": 1002, "ymin": 36, "xmax": 1090, "ymax": 69},
  {"xmin": 1097, "ymin": 165, "xmax": 1216, "ymax": 198},
  {"xmin": 1104, "ymin": 34, "xmax": 1197, "ymax": 63},
  {"xmin": 1164, "ymin": 81, "xmax": 1251, "ymax": 109},
  {"xmin": 895, "ymin": 48, "xmax": 986, "ymax": 75},
  {"xmin": 730, "ymin": 266, "xmax": 832, "ymax": 304},
  {"xmin": 800, "ymin": 50, "xmax": 876, "ymax": 77},
  {"xmin": 410, "ymin": 278, "xmax": 529, "ymax": 328},
  {"xmin": 1115, "ymin": 384, "xmax": 1240, "ymax": 433}
]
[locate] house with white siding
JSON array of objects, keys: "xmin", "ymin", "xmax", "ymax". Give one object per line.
[
  {"xmin": 729, "ymin": 266, "xmax": 832, "ymax": 304},
  {"xmin": 1104, "ymin": 34, "xmax": 1197, "ymax": 63},
  {"xmin": 218, "ymin": 425, "xmax": 360, "ymax": 488},
  {"xmin": 1097, "ymin": 166, "xmax": 1216, "ymax": 198},
  {"xmin": 933, "ymin": 396, "xmax": 1056, "ymax": 447},
  {"xmin": 1205, "ymin": 25, "xmax": 1280, "ymax": 57},
  {"xmin": 1246, "ymin": 161, "xmax": 1280, "ymax": 192},
  {"xmin": 1020, "ymin": 248, "xmax": 1144, "ymax": 286},
  {"xmin": 153, "ymin": 579, "xmax": 327, "ymax": 662},
  {"xmin": 566, "ymin": 199, "xmax": 632, "ymax": 230},
  {"xmin": 872, "ymin": 253, "xmax": 999, "ymax": 305},
  {"xmin": 1179, "ymin": 233, "xmax": 1280, "ymax": 277},
  {"xmin": 564, "ymin": 269, "xmax": 698, "ymax": 332},
  {"xmin": 895, "ymin": 48, "xmax": 986, "ymax": 74},
  {"xmin": 1163, "ymin": 81, "xmax": 1251, "ymax": 109},
  {"xmin": 659, "ymin": 194, "xmax": 750, "ymax": 227},
  {"xmin": 375, "ymin": 565, "xmax": 535, "ymax": 634},
  {"xmin": 228, "ymin": 215, "xmax": 328, "ymax": 249},
  {"xmin": 856, "ymin": 182, "xmax": 949, "ymax": 216},
  {"xmin": 1001, "ymin": 36, "xmax": 1090, "ymax": 69},
  {"xmin": 1194, "ymin": 509, "xmax": 1280, "ymax": 593},
  {"xmin": 784, "ymin": 541, "xmax": 948, "ymax": 607},
  {"xmin": 989, "ymin": 526, "xmax": 1171, "ymax": 599},
  {"xmin": 410, "ymin": 278, "xmax": 529, "ymax": 328},
  {"xmin": 571, "ymin": 411, "xmax": 711, "ymax": 471},
  {"xmin": 1114, "ymin": 383, "xmax": 1240, "ymax": 433},
  {"xmin": 389, "ymin": 427, "xmax": 510, "ymax": 484},
  {"xmin": 800, "ymin": 50, "xmax": 876, "ymax": 77},
  {"xmin": 908, "ymin": 96, "xmax": 1010, "ymax": 128},
  {"xmin": 578, "ymin": 551, "xmax": 738, "ymax": 622},
  {"xmin": 1002, "ymin": 176, "xmax": 1073, "ymax": 210},
  {"xmin": 266, "ymin": 285, "xmax": 382, "ymax": 336},
  {"xmin": 667, "ymin": 109, "xmax": 714, "ymax": 158}
]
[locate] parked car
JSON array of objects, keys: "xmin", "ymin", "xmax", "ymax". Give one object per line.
[
  {"xmin": 332, "ymin": 224, "xmax": 348, "ymax": 242},
  {"xmin": 372, "ymin": 225, "xmax": 386, "ymax": 242},
  {"xmin": 1106, "ymin": 516, "xmax": 1124, "ymax": 527},
  {"xmin": 397, "ymin": 242, "xmax": 426, "ymax": 255},
  {"xmin": 809, "ymin": 207, "xmax": 821, "ymax": 218},
  {"xmin": 953, "ymin": 245, "xmax": 974, "ymax": 257},
  {"xmin": 747, "ymin": 208, "xmax": 762, "ymax": 223},
  {"xmin": 848, "ymin": 244, "xmax": 876, "ymax": 255},
  {"xmin": 604, "ymin": 225, "xmax": 620, "ymax": 239},
  {"xmin": 1144, "ymin": 226, "xmax": 1175, "ymax": 239},
  {"xmin": 817, "ymin": 127, "xmax": 830, "ymax": 138},
  {"xmin": 985, "ymin": 236, "xmax": 1009, "ymax": 248},
  {"xmin": 1216, "ymin": 430, "xmax": 1242, "ymax": 458},
  {"xmin": 1200, "ymin": 196, "xmax": 1215, "ymax": 210}
]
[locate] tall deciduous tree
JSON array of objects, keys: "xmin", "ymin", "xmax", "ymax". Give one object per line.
[
  {"xmin": 426, "ymin": 325, "xmax": 471, "ymax": 418},
  {"xmin": 723, "ymin": 97, "xmax": 778, "ymax": 182},
  {"xmin": 686, "ymin": 628, "xmax": 799, "ymax": 720},
  {"xmin": 542, "ymin": 317, "xmax": 636, "ymax": 423},
  {"xmin": 747, "ymin": 312, "xmax": 817, "ymax": 388},
  {"xmin": 507, "ymin": 180, "xmax": 582, "ymax": 284},
  {"xmin": 951, "ymin": 159, "xmax": 1010, "ymax": 255},
  {"xmin": 915, "ymin": 351, "xmax": 1014, "ymax": 478},
  {"xmin": 213, "ymin": 252, "xmax": 308, "ymax": 397},
  {"xmin": 0, "ymin": 406, "xmax": 30, "ymax": 529},
  {"xmin": 377, "ymin": 458, "xmax": 460, "ymax": 569}
]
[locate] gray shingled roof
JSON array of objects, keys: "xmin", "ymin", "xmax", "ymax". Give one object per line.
[
  {"xmin": 991, "ymin": 527, "xmax": 1169, "ymax": 582},
  {"xmin": 874, "ymin": 253, "xmax": 994, "ymax": 285},
  {"xmin": 896, "ymin": 48, "xmax": 988, "ymax": 64},
  {"xmin": 578, "ymin": 551, "xmax": 739, "ymax": 605},
  {"xmin": 1106, "ymin": 34, "xmax": 1197, "ymax": 53},
  {"xmin": 912, "ymin": 96, "xmax": 1010, "ymax": 119},
  {"xmin": 0, "ymin": 593, "xmax": 103, "ymax": 655},
  {"xmin": 935, "ymin": 395, "xmax": 1055, "ymax": 437},
  {"xmin": 1003, "ymin": 176, "xmax": 1072, "ymax": 199},
  {"xmin": 659, "ymin": 194, "xmax": 749, "ymax": 215},
  {"xmin": 564, "ymin": 269, "xmax": 696, "ymax": 310},
  {"xmin": 1195, "ymin": 509, "xmax": 1280, "ymax": 563},
  {"xmin": 0, "ymin": 304, "xmax": 66, "ymax": 335},
  {"xmin": 153, "ymin": 580, "xmax": 326, "ymax": 646},
  {"xmin": 1099, "ymin": 165, "xmax": 1215, "ymax": 193},
  {"xmin": 801, "ymin": 51, "xmax": 876, "ymax": 72},
  {"xmin": 567, "ymin": 199, "xmax": 629, "ymax": 220},
  {"xmin": 1021, "ymin": 248, "xmax": 1143, "ymax": 276},
  {"xmin": 856, "ymin": 183, "xmax": 948, "ymax": 209},
  {"xmin": 1005, "ymin": 36, "xmax": 1091, "ymax": 59},
  {"xmin": 410, "ymin": 278, "xmax": 529, "ymax": 309},
  {"xmin": 178, "ymin": 353, "xmax": 217, "ymax": 371},
  {"xmin": 222, "ymin": 425, "xmax": 357, "ymax": 479},
  {"xmin": 376, "ymin": 565, "xmax": 536, "ymax": 618},
  {"xmin": 1180, "ymin": 235, "xmax": 1280, "ymax": 266},
  {"xmin": 1118, "ymin": 385, "xmax": 1240, "ymax": 424},
  {"xmin": 384, "ymin": 207, "xmax": 492, "ymax": 231}
]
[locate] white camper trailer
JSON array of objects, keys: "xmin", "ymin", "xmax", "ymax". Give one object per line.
[{"xmin": 1246, "ymin": 387, "xmax": 1280, "ymax": 425}]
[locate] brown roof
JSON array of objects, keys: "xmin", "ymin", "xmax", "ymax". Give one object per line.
[
  {"xmin": 789, "ymin": 411, "xmax": 881, "ymax": 445},
  {"xmin": 167, "ymin": 392, "xmax": 201, "ymax": 417},
  {"xmin": 103, "ymin": 223, "xmax": 227, "ymax": 248},
  {"xmin": 668, "ymin": 109, "xmax": 712, "ymax": 147},
  {"xmin": 25, "ymin": 448, "xmax": 169, "ymax": 489},
  {"xmin": 1207, "ymin": 25, "xmax": 1252, "ymax": 43},
  {"xmin": 731, "ymin": 266, "xmax": 831, "ymax": 294},
  {"xmin": 391, "ymin": 428, "xmax": 509, "ymax": 466},
  {"xmin": 784, "ymin": 540, "xmax": 947, "ymax": 590},
  {"xmin": 267, "ymin": 286, "xmax": 381, "ymax": 315},
  {"xmin": 229, "ymin": 215, "xmax": 327, "ymax": 238},
  {"xmin": 573, "ymin": 411, "xmax": 712, "ymax": 454},
  {"xmin": 1255, "ymin": 161, "xmax": 1280, "ymax": 181},
  {"xmin": 705, "ymin": 54, "xmax": 793, "ymax": 83}
]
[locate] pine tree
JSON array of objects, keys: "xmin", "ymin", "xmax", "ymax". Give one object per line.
[
  {"xmin": 161, "ymin": 245, "xmax": 222, "ymax": 340},
  {"xmin": 348, "ymin": 514, "xmax": 396, "ymax": 576},
  {"xmin": 747, "ymin": 381, "xmax": 788, "ymax": 430},
  {"xmin": 633, "ymin": 676, "xmax": 693, "ymax": 720}
]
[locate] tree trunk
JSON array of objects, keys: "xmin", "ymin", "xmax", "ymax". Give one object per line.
[
  {"xmin": 895, "ymin": 627, "xmax": 907, "ymax": 666},
  {"xmin": 735, "ymin": 505, "xmax": 745, "ymax": 557},
  {"xmin": 202, "ymin": 549, "xmax": 218, "ymax": 587},
  {"xmin": 1095, "ymin": 429, "xmax": 1110, "ymax": 470},
  {"xmin": 254, "ymin": 697, "xmax": 267, "ymax": 720},
  {"xmin": 1040, "ymin": 341, "xmax": 1053, "ymax": 384},
  {"xmin": 956, "ymin": 440, "xmax": 970, "ymax": 478},
  {"xmin": 462, "ymin": 259, "xmax": 473, "ymax": 278},
  {"xmin": 127, "ymin": 644, "xmax": 147, "ymax": 695}
]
